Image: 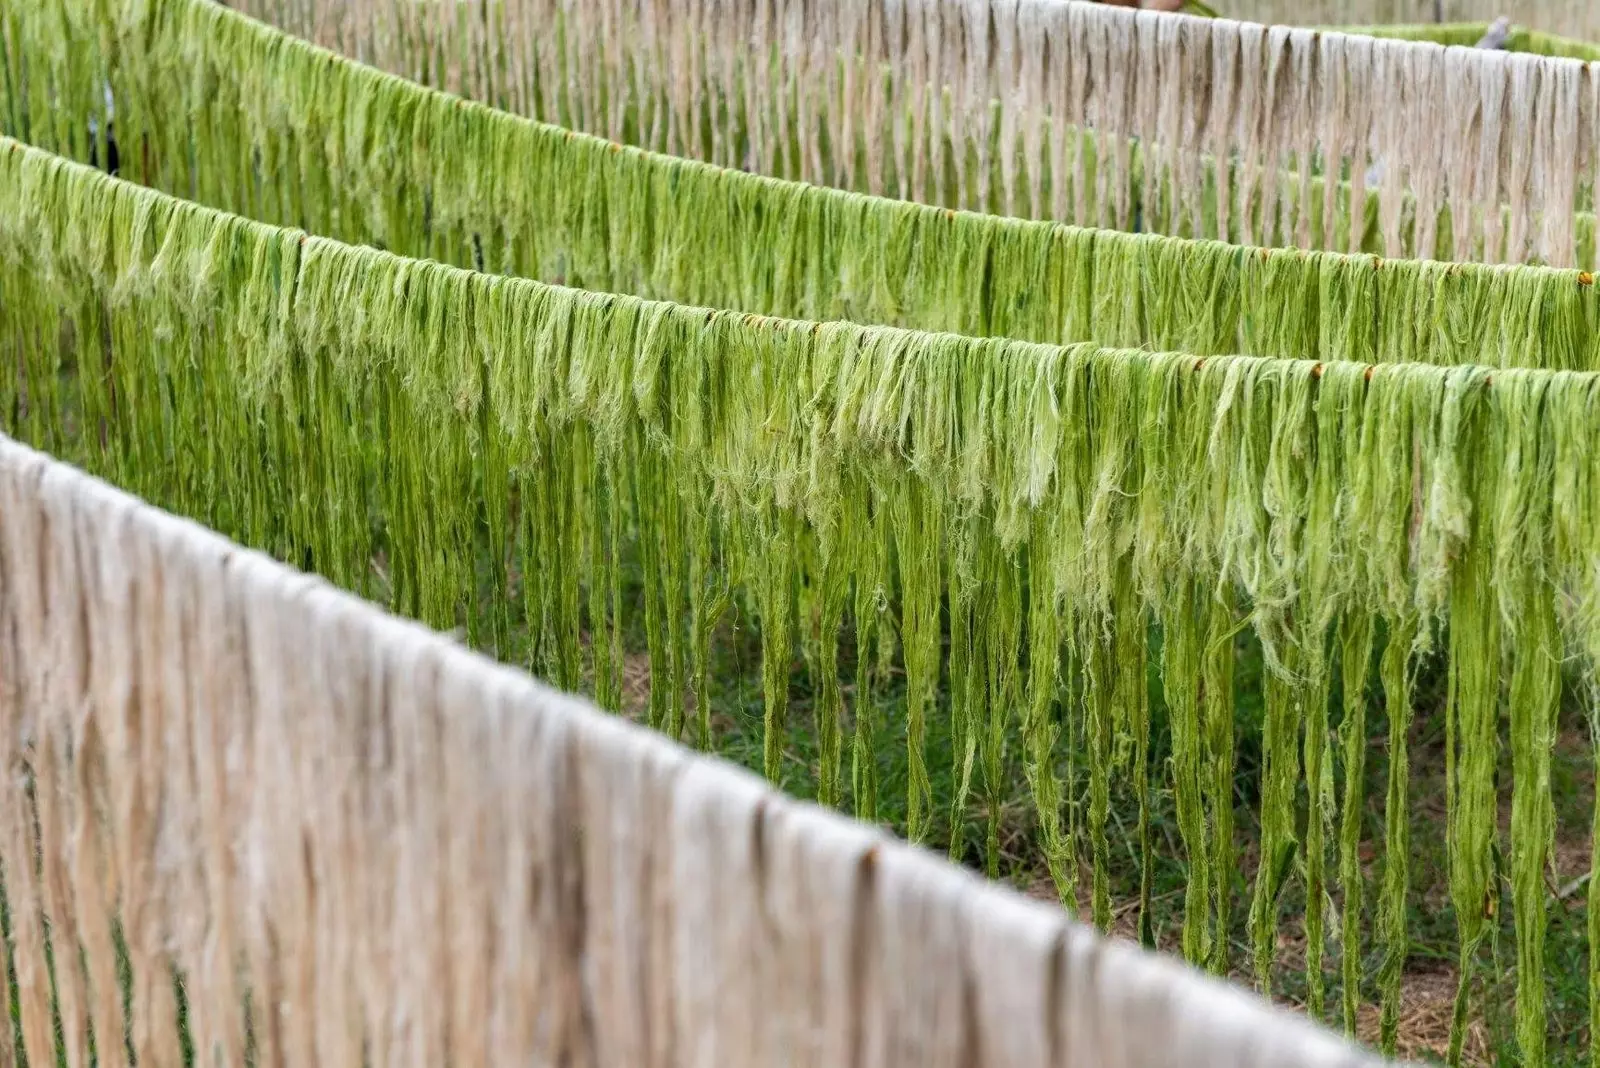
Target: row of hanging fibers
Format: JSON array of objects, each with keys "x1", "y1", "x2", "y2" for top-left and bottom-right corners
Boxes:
[
  {"x1": 7, "y1": 1, "x2": 1600, "y2": 1060},
  {"x1": 0, "y1": 429, "x2": 1391, "y2": 1068},
  {"x1": 5, "y1": 127, "x2": 1600, "y2": 1066},
  {"x1": 206, "y1": 0, "x2": 1600, "y2": 267},
  {"x1": 7, "y1": 0, "x2": 1599, "y2": 1062},
  {"x1": 0, "y1": 0, "x2": 1537, "y2": 285},
  {"x1": 12, "y1": 0, "x2": 1600, "y2": 377}
]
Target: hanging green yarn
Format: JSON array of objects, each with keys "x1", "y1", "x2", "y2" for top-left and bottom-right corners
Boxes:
[
  {"x1": 4, "y1": 6, "x2": 1598, "y2": 1057},
  {"x1": 13, "y1": 18, "x2": 1600, "y2": 1055},
  {"x1": 10, "y1": 0, "x2": 1600, "y2": 375},
  {"x1": 3, "y1": 136, "x2": 1598, "y2": 1060}
]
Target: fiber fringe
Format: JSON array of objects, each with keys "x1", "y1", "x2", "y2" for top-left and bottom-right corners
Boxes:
[
  {"x1": 1, "y1": 135, "x2": 1597, "y2": 1059},
  {"x1": 205, "y1": 0, "x2": 1600, "y2": 265},
  {"x1": 12, "y1": 0, "x2": 1600, "y2": 374},
  {"x1": 0, "y1": 432, "x2": 1387, "y2": 1068}
]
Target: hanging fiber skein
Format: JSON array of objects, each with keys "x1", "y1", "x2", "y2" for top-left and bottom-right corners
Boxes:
[
  {"x1": 3, "y1": 135, "x2": 1599, "y2": 1061},
  {"x1": 0, "y1": 432, "x2": 1389, "y2": 1068},
  {"x1": 10, "y1": 4, "x2": 1600, "y2": 1060},
  {"x1": 13, "y1": 0, "x2": 1600, "y2": 373},
  {"x1": 207, "y1": 0, "x2": 1600, "y2": 266}
]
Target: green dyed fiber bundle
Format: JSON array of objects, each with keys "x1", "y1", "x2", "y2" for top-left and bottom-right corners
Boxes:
[
  {"x1": 3, "y1": 134, "x2": 1599, "y2": 1063},
  {"x1": 10, "y1": 1, "x2": 1600, "y2": 1061},
  {"x1": 10, "y1": 0, "x2": 1600, "y2": 377}
]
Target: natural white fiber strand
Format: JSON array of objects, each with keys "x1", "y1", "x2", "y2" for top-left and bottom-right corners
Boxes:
[
  {"x1": 227, "y1": 0, "x2": 1600, "y2": 267},
  {"x1": 0, "y1": 434, "x2": 1393, "y2": 1068}
]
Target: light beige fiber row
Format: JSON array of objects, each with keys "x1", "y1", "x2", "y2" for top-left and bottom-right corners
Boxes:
[{"x1": 0, "y1": 432, "x2": 1393, "y2": 1068}]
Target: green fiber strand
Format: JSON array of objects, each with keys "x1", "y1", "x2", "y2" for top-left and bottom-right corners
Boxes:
[
  {"x1": 1591, "y1": 694, "x2": 1600, "y2": 1068},
  {"x1": 981, "y1": 544, "x2": 1021, "y2": 882},
  {"x1": 1250, "y1": 668, "x2": 1302, "y2": 998},
  {"x1": 1444, "y1": 540, "x2": 1500, "y2": 1067},
  {"x1": 947, "y1": 552, "x2": 980, "y2": 865},
  {"x1": 755, "y1": 509, "x2": 798, "y2": 786},
  {"x1": 813, "y1": 543, "x2": 850, "y2": 810},
  {"x1": 1162, "y1": 582, "x2": 1210, "y2": 968},
  {"x1": 1025, "y1": 518, "x2": 1072, "y2": 910},
  {"x1": 1337, "y1": 612, "x2": 1375, "y2": 1037},
  {"x1": 893, "y1": 485, "x2": 940, "y2": 845},
  {"x1": 1376, "y1": 616, "x2": 1418, "y2": 1058},
  {"x1": 1126, "y1": 604, "x2": 1154, "y2": 951},
  {"x1": 1497, "y1": 369, "x2": 1564, "y2": 1068},
  {"x1": 1302, "y1": 664, "x2": 1334, "y2": 1022},
  {"x1": 1202, "y1": 597, "x2": 1241, "y2": 977},
  {"x1": 688, "y1": 490, "x2": 727, "y2": 752},
  {"x1": 1508, "y1": 591, "x2": 1559, "y2": 1068},
  {"x1": 850, "y1": 490, "x2": 890, "y2": 825}
]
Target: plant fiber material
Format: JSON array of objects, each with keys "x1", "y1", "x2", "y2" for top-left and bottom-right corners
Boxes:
[
  {"x1": 0, "y1": 432, "x2": 1388, "y2": 1068},
  {"x1": 12, "y1": 0, "x2": 1600, "y2": 375},
  {"x1": 2, "y1": 136, "x2": 1597, "y2": 1061},
  {"x1": 206, "y1": 0, "x2": 1600, "y2": 265}
]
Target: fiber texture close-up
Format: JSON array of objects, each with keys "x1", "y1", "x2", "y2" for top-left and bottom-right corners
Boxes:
[{"x1": 3, "y1": 1, "x2": 1600, "y2": 1067}]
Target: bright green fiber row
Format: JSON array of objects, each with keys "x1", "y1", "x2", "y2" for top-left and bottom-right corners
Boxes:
[
  {"x1": 5, "y1": 1, "x2": 1600, "y2": 1060},
  {"x1": 1507, "y1": 27, "x2": 1600, "y2": 59},
  {"x1": 10, "y1": 0, "x2": 1600, "y2": 374},
  {"x1": 2, "y1": 135, "x2": 1597, "y2": 1064},
  {"x1": 6, "y1": 0, "x2": 1593, "y2": 1055},
  {"x1": 7, "y1": 1, "x2": 1600, "y2": 1060}
]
